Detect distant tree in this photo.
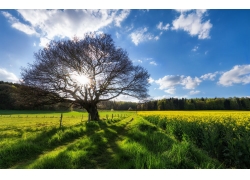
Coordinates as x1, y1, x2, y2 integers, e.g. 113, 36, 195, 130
16, 85, 69, 110
0, 84, 15, 109
21, 33, 150, 121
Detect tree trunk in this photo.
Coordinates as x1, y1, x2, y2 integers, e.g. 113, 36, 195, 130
86, 104, 100, 122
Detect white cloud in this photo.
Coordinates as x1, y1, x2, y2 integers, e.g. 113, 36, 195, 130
130, 27, 158, 46
148, 77, 154, 83
130, 27, 147, 46
0, 68, 19, 83
157, 22, 170, 30
137, 60, 142, 63
181, 76, 202, 89
154, 36, 160, 40
114, 9, 130, 27
156, 75, 182, 90
2, 11, 38, 36
1, 11, 16, 21
172, 9, 212, 39
39, 37, 51, 47
218, 65, 250, 86
12, 22, 38, 35
165, 87, 176, 94
189, 90, 200, 95
200, 71, 219, 81
192, 45, 199, 52
155, 75, 201, 93
149, 61, 157, 66
125, 24, 134, 32
2, 10, 130, 47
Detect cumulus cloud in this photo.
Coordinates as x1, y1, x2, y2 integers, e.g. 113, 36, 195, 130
155, 75, 202, 94
200, 71, 219, 81
130, 27, 158, 46
0, 68, 19, 83
189, 90, 200, 95
155, 75, 183, 90
157, 22, 170, 30
181, 76, 202, 89
2, 10, 130, 47
218, 65, 250, 86
172, 9, 212, 39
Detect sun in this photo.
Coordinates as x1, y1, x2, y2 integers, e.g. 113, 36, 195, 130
70, 71, 90, 86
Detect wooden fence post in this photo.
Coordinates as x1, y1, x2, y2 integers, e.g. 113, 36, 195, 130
60, 113, 63, 128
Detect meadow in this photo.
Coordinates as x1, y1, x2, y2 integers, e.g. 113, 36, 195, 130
0, 110, 249, 168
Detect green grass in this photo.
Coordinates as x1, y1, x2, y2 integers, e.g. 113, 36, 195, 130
0, 110, 232, 168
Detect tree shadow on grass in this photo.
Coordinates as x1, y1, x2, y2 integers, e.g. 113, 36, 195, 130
26, 119, 129, 169
2, 116, 223, 169
1, 124, 88, 168
106, 118, 224, 169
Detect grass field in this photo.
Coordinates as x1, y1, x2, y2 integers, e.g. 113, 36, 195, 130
0, 110, 249, 169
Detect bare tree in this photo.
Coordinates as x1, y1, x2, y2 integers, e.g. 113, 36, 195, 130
21, 33, 150, 121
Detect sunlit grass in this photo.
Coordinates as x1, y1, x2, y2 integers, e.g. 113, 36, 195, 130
1, 110, 248, 168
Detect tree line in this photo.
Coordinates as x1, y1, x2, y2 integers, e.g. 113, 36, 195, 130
137, 97, 250, 111
1, 81, 250, 111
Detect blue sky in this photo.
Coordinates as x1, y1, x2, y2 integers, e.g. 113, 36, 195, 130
0, 7, 250, 101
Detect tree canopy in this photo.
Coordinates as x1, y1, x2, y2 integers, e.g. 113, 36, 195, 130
21, 33, 150, 121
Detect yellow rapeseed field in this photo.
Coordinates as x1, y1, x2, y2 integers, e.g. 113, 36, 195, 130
138, 110, 250, 168
138, 110, 250, 128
